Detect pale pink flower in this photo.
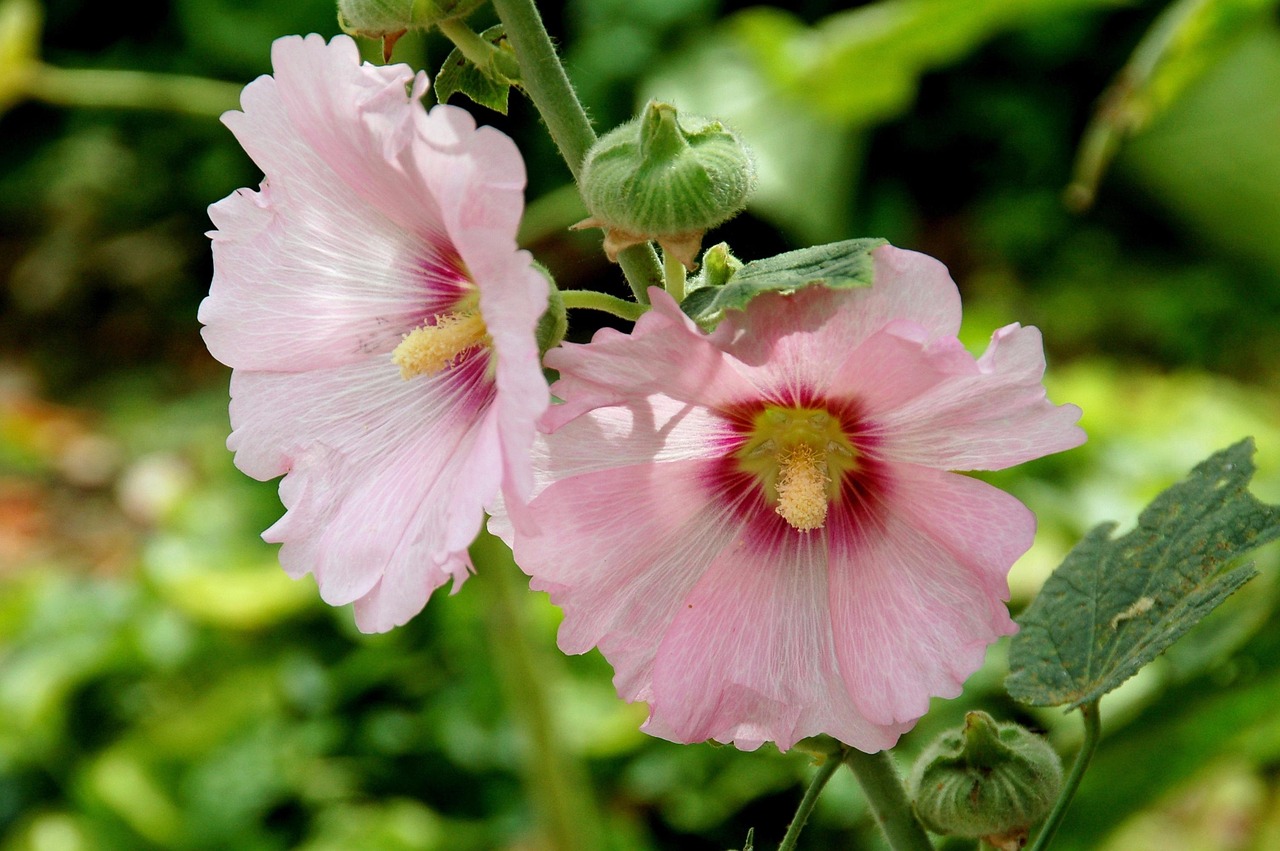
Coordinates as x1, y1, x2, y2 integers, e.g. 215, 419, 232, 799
498, 245, 1084, 751
199, 34, 548, 632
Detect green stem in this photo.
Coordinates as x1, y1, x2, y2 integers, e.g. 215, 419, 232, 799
662, 247, 687, 304
490, 0, 660, 303
843, 749, 935, 851
436, 17, 521, 82
471, 531, 602, 851
1063, 0, 1214, 210
560, 289, 647, 321
24, 63, 242, 118
777, 751, 846, 851
1026, 701, 1102, 851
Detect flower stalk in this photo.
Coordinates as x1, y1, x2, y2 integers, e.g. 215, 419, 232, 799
472, 530, 603, 851
1026, 701, 1101, 851
560, 289, 648, 321
490, 0, 661, 303
844, 749, 935, 851
777, 750, 845, 851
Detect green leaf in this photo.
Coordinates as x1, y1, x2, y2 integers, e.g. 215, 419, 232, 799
434, 24, 515, 114
681, 237, 885, 329
731, 0, 1120, 127
1007, 439, 1280, 708
742, 826, 755, 851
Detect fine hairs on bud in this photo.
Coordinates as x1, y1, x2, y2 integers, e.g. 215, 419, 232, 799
576, 100, 756, 270
908, 711, 1063, 850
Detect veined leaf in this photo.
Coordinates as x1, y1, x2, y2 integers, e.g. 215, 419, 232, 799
1007, 439, 1280, 707
434, 24, 517, 114
681, 238, 884, 329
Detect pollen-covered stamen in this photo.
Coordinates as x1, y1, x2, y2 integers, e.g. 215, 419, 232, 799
392, 310, 489, 379
775, 444, 830, 532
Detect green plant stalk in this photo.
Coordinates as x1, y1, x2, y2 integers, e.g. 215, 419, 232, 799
777, 750, 847, 851
560, 289, 648, 321
662, 247, 687, 303
436, 17, 521, 82
24, 64, 242, 118
472, 531, 602, 851
843, 749, 935, 851
1026, 701, 1102, 851
490, 0, 660, 303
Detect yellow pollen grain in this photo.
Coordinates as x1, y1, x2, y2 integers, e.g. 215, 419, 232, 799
391, 311, 488, 380
775, 444, 830, 532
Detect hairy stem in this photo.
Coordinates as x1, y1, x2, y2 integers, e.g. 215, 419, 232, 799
777, 751, 845, 851
1026, 701, 1102, 851
490, 0, 660, 303
560, 289, 647, 321
843, 749, 935, 851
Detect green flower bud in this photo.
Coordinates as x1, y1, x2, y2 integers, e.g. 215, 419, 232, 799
532, 263, 566, 356
908, 711, 1062, 848
688, 242, 743, 293
337, 0, 485, 39
577, 101, 755, 270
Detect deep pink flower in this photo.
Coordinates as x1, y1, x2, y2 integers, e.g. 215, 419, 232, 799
199, 34, 548, 632
498, 246, 1084, 751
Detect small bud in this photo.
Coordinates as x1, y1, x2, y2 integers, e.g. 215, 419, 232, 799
577, 101, 754, 270
337, 0, 485, 39
532, 262, 566, 356
689, 242, 743, 293
908, 711, 1062, 848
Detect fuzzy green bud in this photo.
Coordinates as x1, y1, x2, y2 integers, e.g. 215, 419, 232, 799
577, 101, 754, 270
337, 0, 485, 39
531, 262, 566, 356
688, 242, 743, 293
908, 711, 1062, 848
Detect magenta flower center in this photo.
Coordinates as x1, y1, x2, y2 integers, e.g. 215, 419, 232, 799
734, 405, 860, 532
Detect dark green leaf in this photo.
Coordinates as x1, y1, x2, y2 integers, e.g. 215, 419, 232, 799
681, 238, 885, 329
1007, 439, 1280, 707
434, 25, 516, 115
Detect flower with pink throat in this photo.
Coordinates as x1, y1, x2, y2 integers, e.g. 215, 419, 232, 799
499, 245, 1084, 751
199, 34, 548, 632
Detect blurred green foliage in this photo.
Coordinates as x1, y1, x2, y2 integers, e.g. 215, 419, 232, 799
3, 0, 1280, 848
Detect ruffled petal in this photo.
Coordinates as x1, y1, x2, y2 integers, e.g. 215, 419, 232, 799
645, 522, 912, 752
201, 34, 461, 373
708, 246, 962, 390
869, 323, 1085, 470
230, 354, 499, 618
827, 464, 1026, 726
542, 289, 759, 429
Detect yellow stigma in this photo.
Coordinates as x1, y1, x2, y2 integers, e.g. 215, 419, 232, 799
775, 444, 830, 531
735, 405, 859, 533
391, 311, 489, 379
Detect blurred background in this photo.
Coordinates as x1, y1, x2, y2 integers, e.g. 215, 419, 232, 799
3, 0, 1280, 848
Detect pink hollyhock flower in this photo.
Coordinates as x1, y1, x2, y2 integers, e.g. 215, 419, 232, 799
199, 34, 548, 632
498, 245, 1084, 751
